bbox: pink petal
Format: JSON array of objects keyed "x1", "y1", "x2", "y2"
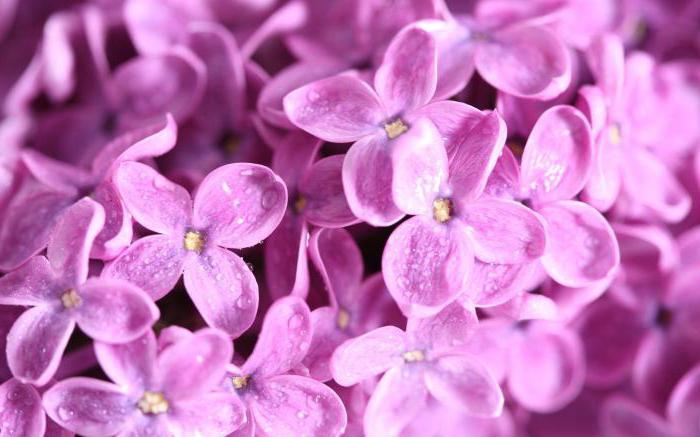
[
  {"x1": 0, "y1": 256, "x2": 60, "y2": 306},
  {"x1": 459, "y1": 197, "x2": 546, "y2": 264},
  {"x1": 47, "y1": 197, "x2": 105, "y2": 286},
  {"x1": 271, "y1": 130, "x2": 320, "y2": 190},
  {"x1": 667, "y1": 364, "x2": 700, "y2": 437},
  {"x1": 342, "y1": 133, "x2": 404, "y2": 226},
  {"x1": 242, "y1": 296, "x2": 311, "y2": 377},
  {"x1": 299, "y1": 155, "x2": 359, "y2": 228},
  {"x1": 600, "y1": 396, "x2": 673, "y2": 437},
  {"x1": 7, "y1": 307, "x2": 75, "y2": 386},
  {"x1": 614, "y1": 223, "x2": 678, "y2": 284},
  {"x1": 474, "y1": 25, "x2": 570, "y2": 99},
  {"x1": 264, "y1": 213, "x2": 309, "y2": 299},
  {"x1": 0, "y1": 379, "x2": 46, "y2": 437},
  {"x1": 424, "y1": 353, "x2": 504, "y2": 417},
  {"x1": 251, "y1": 375, "x2": 347, "y2": 436},
  {"x1": 183, "y1": 247, "x2": 258, "y2": 338},
  {"x1": 192, "y1": 163, "x2": 287, "y2": 249},
  {"x1": 309, "y1": 227, "x2": 363, "y2": 308},
  {"x1": 679, "y1": 226, "x2": 700, "y2": 268},
  {"x1": 42, "y1": 377, "x2": 134, "y2": 436},
  {"x1": 406, "y1": 100, "x2": 485, "y2": 156},
  {"x1": 73, "y1": 278, "x2": 159, "y2": 343},
  {"x1": 390, "y1": 118, "x2": 448, "y2": 215},
  {"x1": 577, "y1": 85, "x2": 608, "y2": 136},
  {"x1": 101, "y1": 234, "x2": 186, "y2": 301},
  {"x1": 364, "y1": 367, "x2": 428, "y2": 437},
  {"x1": 482, "y1": 146, "x2": 521, "y2": 200},
  {"x1": 582, "y1": 123, "x2": 622, "y2": 212},
  {"x1": 539, "y1": 200, "x2": 619, "y2": 287},
  {"x1": 331, "y1": 326, "x2": 406, "y2": 386},
  {"x1": 406, "y1": 301, "x2": 478, "y2": 353},
  {"x1": 447, "y1": 111, "x2": 507, "y2": 202},
  {"x1": 170, "y1": 391, "x2": 247, "y2": 436},
  {"x1": 585, "y1": 33, "x2": 624, "y2": 101},
  {"x1": 21, "y1": 149, "x2": 93, "y2": 193},
  {"x1": 113, "y1": 161, "x2": 192, "y2": 236},
  {"x1": 94, "y1": 331, "x2": 157, "y2": 394},
  {"x1": 374, "y1": 27, "x2": 437, "y2": 115},
  {"x1": 90, "y1": 181, "x2": 133, "y2": 260},
  {"x1": 303, "y1": 307, "x2": 349, "y2": 382},
  {"x1": 283, "y1": 74, "x2": 385, "y2": 143},
  {"x1": 382, "y1": 216, "x2": 474, "y2": 317},
  {"x1": 465, "y1": 319, "x2": 513, "y2": 383},
  {"x1": 469, "y1": 261, "x2": 538, "y2": 307},
  {"x1": 158, "y1": 328, "x2": 233, "y2": 398},
  {"x1": 521, "y1": 105, "x2": 593, "y2": 204}
]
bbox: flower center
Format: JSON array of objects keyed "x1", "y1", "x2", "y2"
[
  {"x1": 232, "y1": 375, "x2": 250, "y2": 390},
  {"x1": 137, "y1": 391, "x2": 169, "y2": 415},
  {"x1": 432, "y1": 198, "x2": 453, "y2": 223},
  {"x1": 402, "y1": 350, "x2": 425, "y2": 363},
  {"x1": 60, "y1": 289, "x2": 82, "y2": 309},
  {"x1": 655, "y1": 306, "x2": 673, "y2": 328},
  {"x1": 336, "y1": 308, "x2": 350, "y2": 330},
  {"x1": 608, "y1": 123, "x2": 622, "y2": 145},
  {"x1": 384, "y1": 118, "x2": 408, "y2": 139},
  {"x1": 294, "y1": 195, "x2": 307, "y2": 214},
  {"x1": 183, "y1": 230, "x2": 205, "y2": 252}
]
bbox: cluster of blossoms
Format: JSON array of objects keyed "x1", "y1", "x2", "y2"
[{"x1": 0, "y1": 0, "x2": 699, "y2": 436}]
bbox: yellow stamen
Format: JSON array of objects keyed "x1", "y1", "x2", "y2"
[
  {"x1": 232, "y1": 375, "x2": 250, "y2": 390},
  {"x1": 137, "y1": 391, "x2": 169, "y2": 415},
  {"x1": 402, "y1": 350, "x2": 425, "y2": 363},
  {"x1": 184, "y1": 230, "x2": 205, "y2": 252},
  {"x1": 294, "y1": 196, "x2": 307, "y2": 214},
  {"x1": 608, "y1": 123, "x2": 622, "y2": 145},
  {"x1": 384, "y1": 119, "x2": 408, "y2": 139},
  {"x1": 432, "y1": 198, "x2": 453, "y2": 223},
  {"x1": 336, "y1": 308, "x2": 350, "y2": 330},
  {"x1": 60, "y1": 289, "x2": 81, "y2": 309}
]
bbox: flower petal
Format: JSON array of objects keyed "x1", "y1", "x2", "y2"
[
  {"x1": 521, "y1": 105, "x2": 593, "y2": 204},
  {"x1": 264, "y1": 213, "x2": 309, "y2": 299},
  {"x1": 469, "y1": 261, "x2": 538, "y2": 307},
  {"x1": 382, "y1": 216, "x2": 474, "y2": 318},
  {"x1": 158, "y1": 328, "x2": 233, "y2": 399},
  {"x1": 94, "y1": 331, "x2": 157, "y2": 394},
  {"x1": 74, "y1": 278, "x2": 159, "y2": 343},
  {"x1": 113, "y1": 161, "x2": 192, "y2": 236},
  {"x1": 90, "y1": 181, "x2": 133, "y2": 260},
  {"x1": 0, "y1": 256, "x2": 60, "y2": 306},
  {"x1": 303, "y1": 307, "x2": 349, "y2": 382},
  {"x1": 424, "y1": 353, "x2": 504, "y2": 417},
  {"x1": 406, "y1": 301, "x2": 478, "y2": 353},
  {"x1": 192, "y1": 163, "x2": 287, "y2": 249},
  {"x1": 309, "y1": 227, "x2": 363, "y2": 308},
  {"x1": 667, "y1": 364, "x2": 700, "y2": 437},
  {"x1": 0, "y1": 379, "x2": 46, "y2": 437},
  {"x1": 482, "y1": 146, "x2": 521, "y2": 200},
  {"x1": 364, "y1": 367, "x2": 428, "y2": 437},
  {"x1": 331, "y1": 326, "x2": 406, "y2": 386},
  {"x1": 21, "y1": 149, "x2": 93, "y2": 193},
  {"x1": 283, "y1": 74, "x2": 385, "y2": 143},
  {"x1": 170, "y1": 391, "x2": 247, "y2": 436},
  {"x1": 374, "y1": 27, "x2": 437, "y2": 115},
  {"x1": 600, "y1": 396, "x2": 673, "y2": 437},
  {"x1": 7, "y1": 307, "x2": 75, "y2": 385},
  {"x1": 102, "y1": 234, "x2": 185, "y2": 301},
  {"x1": 251, "y1": 374, "x2": 347, "y2": 437},
  {"x1": 299, "y1": 155, "x2": 358, "y2": 228},
  {"x1": 585, "y1": 33, "x2": 624, "y2": 100},
  {"x1": 183, "y1": 247, "x2": 258, "y2": 338},
  {"x1": 460, "y1": 197, "x2": 546, "y2": 264},
  {"x1": 42, "y1": 377, "x2": 134, "y2": 436},
  {"x1": 242, "y1": 296, "x2": 311, "y2": 377}
]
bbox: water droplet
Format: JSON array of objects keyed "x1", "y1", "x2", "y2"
[
  {"x1": 288, "y1": 314, "x2": 304, "y2": 330},
  {"x1": 261, "y1": 189, "x2": 279, "y2": 209},
  {"x1": 297, "y1": 410, "x2": 308, "y2": 419},
  {"x1": 240, "y1": 169, "x2": 254, "y2": 177},
  {"x1": 57, "y1": 405, "x2": 75, "y2": 422}
]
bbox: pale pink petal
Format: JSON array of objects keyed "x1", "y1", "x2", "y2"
[
  {"x1": 600, "y1": 396, "x2": 673, "y2": 437},
  {"x1": 283, "y1": 74, "x2": 385, "y2": 143},
  {"x1": 192, "y1": 163, "x2": 287, "y2": 249},
  {"x1": 90, "y1": 181, "x2": 133, "y2": 260},
  {"x1": 521, "y1": 105, "x2": 593, "y2": 204},
  {"x1": 482, "y1": 146, "x2": 521, "y2": 200},
  {"x1": 309, "y1": 227, "x2": 363, "y2": 308},
  {"x1": 364, "y1": 367, "x2": 428, "y2": 437},
  {"x1": 406, "y1": 301, "x2": 478, "y2": 352},
  {"x1": 667, "y1": 364, "x2": 700, "y2": 437},
  {"x1": 250, "y1": 375, "x2": 347, "y2": 437},
  {"x1": 183, "y1": 247, "x2": 258, "y2": 338},
  {"x1": 94, "y1": 331, "x2": 157, "y2": 394},
  {"x1": 614, "y1": 223, "x2": 679, "y2": 284},
  {"x1": 577, "y1": 85, "x2": 608, "y2": 136},
  {"x1": 303, "y1": 307, "x2": 349, "y2": 381},
  {"x1": 0, "y1": 379, "x2": 46, "y2": 437},
  {"x1": 469, "y1": 261, "x2": 537, "y2": 307},
  {"x1": 102, "y1": 235, "x2": 186, "y2": 301},
  {"x1": 406, "y1": 100, "x2": 485, "y2": 156},
  {"x1": 264, "y1": 213, "x2": 308, "y2": 299},
  {"x1": 42, "y1": 378, "x2": 134, "y2": 436},
  {"x1": 242, "y1": 296, "x2": 311, "y2": 377},
  {"x1": 299, "y1": 155, "x2": 358, "y2": 228},
  {"x1": 374, "y1": 27, "x2": 437, "y2": 115},
  {"x1": 465, "y1": 319, "x2": 513, "y2": 383},
  {"x1": 382, "y1": 216, "x2": 474, "y2": 317},
  {"x1": 424, "y1": 353, "x2": 504, "y2": 417},
  {"x1": 7, "y1": 307, "x2": 75, "y2": 386},
  {"x1": 0, "y1": 256, "x2": 60, "y2": 306},
  {"x1": 679, "y1": 226, "x2": 700, "y2": 268},
  {"x1": 459, "y1": 197, "x2": 546, "y2": 264},
  {"x1": 585, "y1": 33, "x2": 624, "y2": 100},
  {"x1": 582, "y1": 125, "x2": 622, "y2": 212},
  {"x1": 331, "y1": 326, "x2": 407, "y2": 386},
  {"x1": 113, "y1": 161, "x2": 192, "y2": 236},
  {"x1": 539, "y1": 200, "x2": 619, "y2": 287},
  {"x1": 170, "y1": 391, "x2": 246, "y2": 436}
]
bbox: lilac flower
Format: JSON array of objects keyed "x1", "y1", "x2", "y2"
[
  {"x1": 668, "y1": 363, "x2": 700, "y2": 437},
  {"x1": 103, "y1": 161, "x2": 286, "y2": 337},
  {"x1": 0, "y1": 378, "x2": 46, "y2": 436},
  {"x1": 223, "y1": 296, "x2": 348, "y2": 436},
  {"x1": 43, "y1": 328, "x2": 243, "y2": 436},
  {"x1": 0, "y1": 198, "x2": 158, "y2": 385},
  {"x1": 331, "y1": 302, "x2": 503, "y2": 437},
  {"x1": 599, "y1": 395, "x2": 674, "y2": 437}
]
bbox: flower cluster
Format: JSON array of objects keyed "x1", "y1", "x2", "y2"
[{"x1": 1, "y1": 0, "x2": 700, "y2": 436}]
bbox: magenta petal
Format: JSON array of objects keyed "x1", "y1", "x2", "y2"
[
  {"x1": 283, "y1": 74, "x2": 385, "y2": 143},
  {"x1": 521, "y1": 105, "x2": 593, "y2": 204},
  {"x1": 667, "y1": 364, "x2": 700, "y2": 437},
  {"x1": 7, "y1": 307, "x2": 75, "y2": 385},
  {"x1": 0, "y1": 256, "x2": 60, "y2": 306},
  {"x1": 470, "y1": 261, "x2": 537, "y2": 307},
  {"x1": 364, "y1": 367, "x2": 428, "y2": 437},
  {"x1": 192, "y1": 163, "x2": 287, "y2": 249},
  {"x1": 582, "y1": 127, "x2": 622, "y2": 212},
  {"x1": 90, "y1": 182, "x2": 133, "y2": 260},
  {"x1": 170, "y1": 391, "x2": 247, "y2": 436},
  {"x1": 600, "y1": 396, "x2": 673, "y2": 437},
  {"x1": 374, "y1": 27, "x2": 437, "y2": 115},
  {"x1": 94, "y1": 331, "x2": 157, "y2": 394},
  {"x1": 242, "y1": 296, "x2": 311, "y2": 377},
  {"x1": 271, "y1": 131, "x2": 320, "y2": 191},
  {"x1": 475, "y1": 25, "x2": 570, "y2": 99},
  {"x1": 304, "y1": 307, "x2": 349, "y2": 381},
  {"x1": 424, "y1": 353, "x2": 504, "y2": 417},
  {"x1": 407, "y1": 301, "x2": 478, "y2": 353},
  {"x1": 483, "y1": 146, "x2": 521, "y2": 200},
  {"x1": 460, "y1": 198, "x2": 546, "y2": 264},
  {"x1": 113, "y1": 161, "x2": 192, "y2": 235},
  {"x1": 264, "y1": 213, "x2": 308, "y2": 299},
  {"x1": 331, "y1": 326, "x2": 406, "y2": 386},
  {"x1": 47, "y1": 197, "x2": 105, "y2": 285},
  {"x1": 251, "y1": 375, "x2": 347, "y2": 436},
  {"x1": 309, "y1": 227, "x2": 363, "y2": 307},
  {"x1": 382, "y1": 216, "x2": 474, "y2": 317},
  {"x1": 342, "y1": 133, "x2": 404, "y2": 226},
  {"x1": 21, "y1": 149, "x2": 93, "y2": 193},
  {"x1": 299, "y1": 155, "x2": 358, "y2": 228},
  {"x1": 183, "y1": 247, "x2": 258, "y2": 338},
  {"x1": 158, "y1": 328, "x2": 233, "y2": 399},
  {"x1": 539, "y1": 200, "x2": 619, "y2": 287},
  {"x1": 102, "y1": 234, "x2": 185, "y2": 301},
  {"x1": 407, "y1": 100, "x2": 485, "y2": 156},
  {"x1": 0, "y1": 379, "x2": 46, "y2": 437},
  {"x1": 42, "y1": 377, "x2": 134, "y2": 436},
  {"x1": 73, "y1": 278, "x2": 159, "y2": 343}
]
